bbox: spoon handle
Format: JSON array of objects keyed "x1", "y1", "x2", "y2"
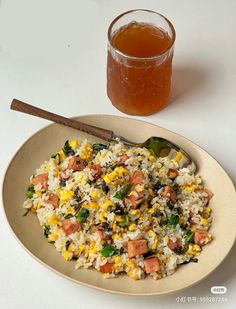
[{"x1": 11, "y1": 99, "x2": 114, "y2": 141}]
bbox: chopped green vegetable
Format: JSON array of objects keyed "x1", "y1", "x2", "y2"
[
  {"x1": 76, "y1": 208, "x2": 89, "y2": 222},
  {"x1": 190, "y1": 257, "x2": 198, "y2": 263},
  {"x1": 159, "y1": 219, "x2": 168, "y2": 227},
  {"x1": 26, "y1": 185, "x2": 35, "y2": 199},
  {"x1": 143, "y1": 250, "x2": 156, "y2": 258},
  {"x1": 101, "y1": 245, "x2": 119, "y2": 257},
  {"x1": 168, "y1": 214, "x2": 179, "y2": 228},
  {"x1": 51, "y1": 153, "x2": 61, "y2": 164},
  {"x1": 185, "y1": 230, "x2": 195, "y2": 243},
  {"x1": 22, "y1": 209, "x2": 30, "y2": 217},
  {"x1": 64, "y1": 214, "x2": 73, "y2": 219},
  {"x1": 62, "y1": 140, "x2": 75, "y2": 156},
  {"x1": 43, "y1": 225, "x2": 51, "y2": 238},
  {"x1": 92, "y1": 143, "x2": 108, "y2": 152},
  {"x1": 114, "y1": 183, "x2": 132, "y2": 199},
  {"x1": 118, "y1": 214, "x2": 129, "y2": 227}
]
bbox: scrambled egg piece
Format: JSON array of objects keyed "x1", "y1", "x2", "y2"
[{"x1": 103, "y1": 167, "x2": 128, "y2": 185}]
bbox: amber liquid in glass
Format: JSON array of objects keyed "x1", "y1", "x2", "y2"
[{"x1": 107, "y1": 22, "x2": 173, "y2": 115}]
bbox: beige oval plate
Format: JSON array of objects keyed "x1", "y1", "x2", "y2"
[{"x1": 2, "y1": 115, "x2": 236, "y2": 295}]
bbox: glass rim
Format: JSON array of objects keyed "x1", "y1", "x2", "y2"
[{"x1": 107, "y1": 9, "x2": 176, "y2": 61}]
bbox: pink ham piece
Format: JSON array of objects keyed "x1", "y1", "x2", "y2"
[
  {"x1": 128, "y1": 239, "x2": 148, "y2": 258},
  {"x1": 144, "y1": 257, "x2": 160, "y2": 273}
]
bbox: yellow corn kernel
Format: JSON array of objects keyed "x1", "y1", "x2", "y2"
[
  {"x1": 35, "y1": 191, "x2": 42, "y2": 197},
  {"x1": 148, "y1": 188, "x2": 154, "y2": 197},
  {"x1": 68, "y1": 245, "x2": 74, "y2": 252},
  {"x1": 112, "y1": 223, "x2": 116, "y2": 232},
  {"x1": 58, "y1": 149, "x2": 66, "y2": 162},
  {"x1": 48, "y1": 233, "x2": 58, "y2": 242},
  {"x1": 78, "y1": 244, "x2": 85, "y2": 252},
  {"x1": 187, "y1": 244, "x2": 201, "y2": 256},
  {"x1": 88, "y1": 201, "x2": 99, "y2": 209},
  {"x1": 69, "y1": 139, "x2": 78, "y2": 148},
  {"x1": 179, "y1": 216, "x2": 184, "y2": 225},
  {"x1": 99, "y1": 212, "x2": 106, "y2": 222},
  {"x1": 200, "y1": 218, "x2": 208, "y2": 226},
  {"x1": 149, "y1": 155, "x2": 156, "y2": 163},
  {"x1": 148, "y1": 208, "x2": 155, "y2": 214},
  {"x1": 130, "y1": 209, "x2": 140, "y2": 216},
  {"x1": 89, "y1": 248, "x2": 98, "y2": 255},
  {"x1": 101, "y1": 200, "x2": 114, "y2": 211},
  {"x1": 172, "y1": 151, "x2": 183, "y2": 163},
  {"x1": 151, "y1": 237, "x2": 158, "y2": 250},
  {"x1": 148, "y1": 230, "x2": 156, "y2": 238},
  {"x1": 128, "y1": 271, "x2": 139, "y2": 280},
  {"x1": 115, "y1": 256, "x2": 121, "y2": 264},
  {"x1": 168, "y1": 171, "x2": 178, "y2": 179},
  {"x1": 202, "y1": 207, "x2": 212, "y2": 218},
  {"x1": 36, "y1": 200, "x2": 41, "y2": 209},
  {"x1": 190, "y1": 226, "x2": 196, "y2": 232},
  {"x1": 125, "y1": 260, "x2": 135, "y2": 267},
  {"x1": 60, "y1": 189, "x2": 74, "y2": 202},
  {"x1": 136, "y1": 184, "x2": 145, "y2": 192},
  {"x1": 128, "y1": 224, "x2": 136, "y2": 231},
  {"x1": 115, "y1": 215, "x2": 123, "y2": 222},
  {"x1": 62, "y1": 251, "x2": 71, "y2": 261},
  {"x1": 48, "y1": 214, "x2": 60, "y2": 226},
  {"x1": 43, "y1": 162, "x2": 51, "y2": 172},
  {"x1": 90, "y1": 189, "x2": 98, "y2": 200},
  {"x1": 103, "y1": 174, "x2": 112, "y2": 184},
  {"x1": 184, "y1": 184, "x2": 198, "y2": 192},
  {"x1": 164, "y1": 235, "x2": 169, "y2": 245},
  {"x1": 112, "y1": 233, "x2": 120, "y2": 240}
]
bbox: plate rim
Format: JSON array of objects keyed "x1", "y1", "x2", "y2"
[{"x1": 1, "y1": 114, "x2": 236, "y2": 296}]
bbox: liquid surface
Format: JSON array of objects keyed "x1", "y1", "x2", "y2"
[
  {"x1": 112, "y1": 22, "x2": 172, "y2": 58},
  {"x1": 107, "y1": 22, "x2": 174, "y2": 115}
]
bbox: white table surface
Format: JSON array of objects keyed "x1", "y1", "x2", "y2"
[{"x1": 0, "y1": 0, "x2": 235, "y2": 308}]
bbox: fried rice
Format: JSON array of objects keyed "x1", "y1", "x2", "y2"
[{"x1": 23, "y1": 139, "x2": 213, "y2": 280}]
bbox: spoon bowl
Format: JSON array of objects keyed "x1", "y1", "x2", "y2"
[{"x1": 10, "y1": 99, "x2": 197, "y2": 172}]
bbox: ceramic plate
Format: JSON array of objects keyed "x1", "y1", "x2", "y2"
[{"x1": 2, "y1": 115, "x2": 236, "y2": 295}]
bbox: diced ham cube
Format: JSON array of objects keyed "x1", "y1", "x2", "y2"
[
  {"x1": 130, "y1": 170, "x2": 145, "y2": 185},
  {"x1": 125, "y1": 191, "x2": 144, "y2": 209},
  {"x1": 144, "y1": 257, "x2": 160, "y2": 273},
  {"x1": 128, "y1": 239, "x2": 148, "y2": 258},
  {"x1": 44, "y1": 193, "x2": 59, "y2": 209},
  {"x1": 90, "y1": 164, "x2": 102, "y2": 179},
  {"x1": 61, "y1": 220, "x2": 81, "y2": 235},
  {"x1": 161, "y1": 185, "x2": 176, "y2": 203},
  {"x1": 32, "y1": 173, "x2": 48, "y2": 191},
  {"x1": 168, "y1": 239, "x2": 181, "y2": 250},
  {"x1": 99, "y1": 262, "x2": 114, "y2": 273},
  {"x1": 194, "y1": 229, "x2": 210, "y2": 245},
  {"x1": 67, "y1": 157, "x2": 86, "y2": 171}
]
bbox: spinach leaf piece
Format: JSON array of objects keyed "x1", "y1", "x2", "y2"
[
  {"x1": 168, "y1": 214, "x2": 179, "y2": 228},
  {"x1": 43, "y1": 225, "x2": 51, "y2": 238},
  {"x1": 118, "y1": 214, "x2": 129, "y2": 227},
  {"x1": 76, "y1": 208, "x2": 89, "y2": 222},
  {"x1": 101, "y1": 245, "x2": 119, "y2": 257},
  {"x1": 26, "y1": 185, "x2": 35, "y2": 199},
  {"x1": 114, "y1": 183, "x2": 132, "y2": 200},
  {"x1": 62, "y1": 140, "x2": 75, "y2": 156},
  {"x1": 92, "y1": 143, "x2": 108, "y2": 152}
]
